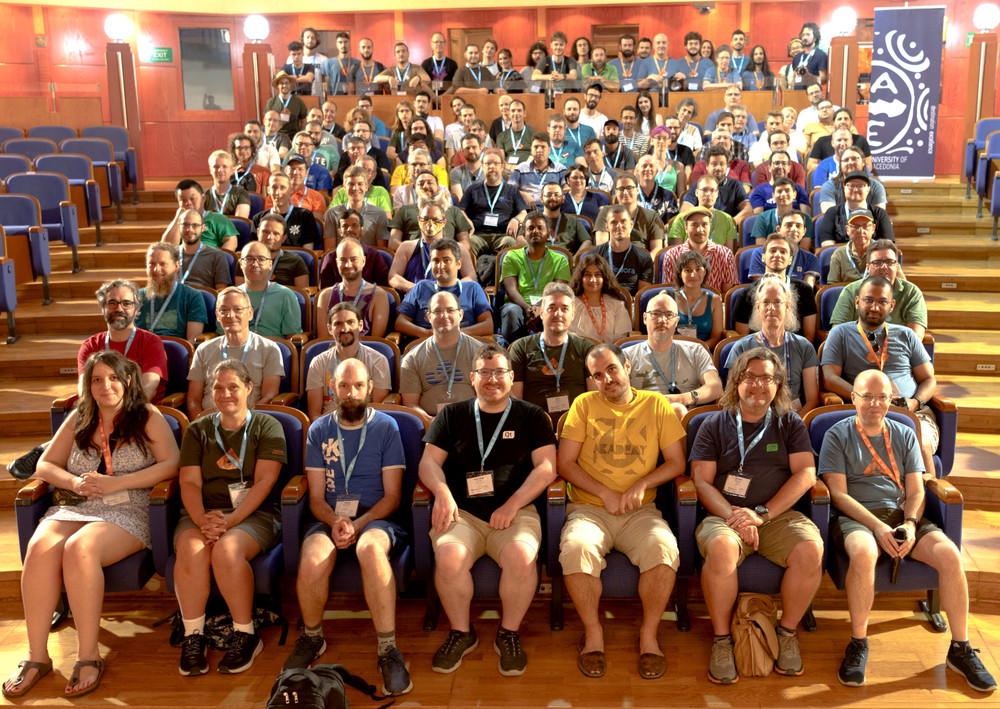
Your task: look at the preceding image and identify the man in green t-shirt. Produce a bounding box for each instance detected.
[162,179,238,251]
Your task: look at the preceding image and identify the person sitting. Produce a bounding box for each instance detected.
[458,148,526,262]
[748,223,820,287]
[817,147,887,213]
[236,214,309,289]
[826,207,886,283]
[388,204,477,294]
[510,132,567,209]
[726,275,819,414]
[749,188,816,249]
[561,164,610,224]
[319,209,391,289]
[568,254,632,344]
[539,182,592,256]
[593,174,666,253]
[584,205,654,297]
[659,207,738,296]
[316,238,390,338]
[635,155,680,224]
[172,360,287,677]
[749,153,811,215]
[138,242,208,341]
[253,173,323,251]
[809,127,858,189]
[735,235,818,342]
[816,174,894,248]
[670,250,724,350]
[324,166,390,248]
[667,175,737,251]
[807,108,871,174]
[682,145,752,227]
[626,291,723,418]
[2,352,179,700]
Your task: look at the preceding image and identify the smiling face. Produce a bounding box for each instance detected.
[684,213,712,246]
[90,361,126,411]
[471,353,513,405]
[336,240,364,282]
[581,264,604,296]
[146,247,178,289]
[763,240,792,273]
[257,218,286,253]
[418,204,446,241]
[212,368,252,417]
[737,358,778,412]
[102,285,137,331]
[644,294,679,342]
[216,290,252,338]
[540,292,573,336]
[428,291,462,336]
[853,372,892,429]
[779,213,806,243]
[209,154,233,184]
[329,307,362,347]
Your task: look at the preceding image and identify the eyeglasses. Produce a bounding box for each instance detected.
[855,393,890,404]
[846,223,874,231]
[869,259,897,268]
[646,310,679,320]
[741,374,776,386]
[429,307,460,316]
[218,307,249,317]
[760,299,785,309]
[860,296,891,307]
[410,162,429,168]
[474,368,511,379]
[240,256,273,265]
[615,185,637,193]
[181,222,204,230]
[104,299,135,310]
[418,217,447,225]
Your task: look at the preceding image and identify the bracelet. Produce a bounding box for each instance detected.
[905,517,919,525]
[913,396,924,408]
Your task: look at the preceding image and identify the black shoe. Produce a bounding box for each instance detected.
[179,633,209,676]
[432,627,478,674]
[947,642,997,692]
[218,631,262,674]
[8,446,43,481]
[282,633,327,671]
[378,648,413,695]
[838,638,868,687]
[494,628,527,676]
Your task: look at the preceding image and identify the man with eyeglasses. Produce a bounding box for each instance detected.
[396,238,492,340]
[421,33,458,94]
[698,120,751,168]
[388,179,471,251]
[809,127,856,186]
[138,242,208,341]
[667,175,737,251]
[162,179,238,251]
[808,108,870,173]
[445,104,480,167]
[751,130,807,189]
[335,118,391,178]
[510,133,566,209]
[737,233,819,341]
[316,237,390,338]
[818,148,887,213]
[626,291,723,418]
[237,213,309,289]
[803,98,837,155]
[286,132,333,198]
[172,209,232,291]
[255,172,323,252]
[225,241,302,339]
[400,290,480,418]
[389,205,476,294]
[586,204,654,297]
[540,182,591,255]
[682,145,752,226]
[186,285,283,418]
[750,152,811,214]
[660,206,738,295]
[390,150,451,207]
[817,173,894,247]
[326,166,390,247]
[818,369,996,692]
[691,346,824,684]
[593,173,665,252]
[265,153,328,221]
[558,343,686,680]
[244,118,284,171]
[458,148,527,261]
[419,342,557,676]
[748,112,785,166]
[823,273,937,474]
[578,86,608,136]
[229,132,270,197]
[748,184,815,252]
[450,134,484,203]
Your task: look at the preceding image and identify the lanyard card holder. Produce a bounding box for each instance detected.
[466,469,495,498]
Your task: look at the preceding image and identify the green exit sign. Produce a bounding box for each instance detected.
[967,31,974,48]
[148,47,173,63]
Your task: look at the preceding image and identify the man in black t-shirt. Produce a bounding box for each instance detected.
[419,342,558,677]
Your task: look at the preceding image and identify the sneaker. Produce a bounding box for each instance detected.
[774,628,803,676]
[838,638,868,687]
[7,446,43,481]
[283,632,327,671]
[708,636,738,685]
[178,633,208,676]
[947,642,997,692]
[432,627,479,674]
[494,629,527,677]
[218,631,262,674]
[378,648,413,696]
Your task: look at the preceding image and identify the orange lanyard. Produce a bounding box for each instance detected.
[621,59,635,78]
[98,414,114,476]
[582,296,607,341]
[854,416,902,488]
[754,72,764,90]
[360,62,375,83]
[857,321,889,371]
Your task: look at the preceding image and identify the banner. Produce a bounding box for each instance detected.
[869,6,945,180]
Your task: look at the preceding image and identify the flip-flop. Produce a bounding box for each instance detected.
[64,659,105,699]
[3,659,52,699]
[638,652,667,679]
[576,633,606,678]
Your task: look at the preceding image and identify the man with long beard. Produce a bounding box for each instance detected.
[137,242,207,341]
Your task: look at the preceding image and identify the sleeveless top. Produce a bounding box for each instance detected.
[678,289,715,341]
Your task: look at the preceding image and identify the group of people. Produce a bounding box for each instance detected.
[3,24,996,704]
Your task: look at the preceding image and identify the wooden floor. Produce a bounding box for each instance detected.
[0,593,997,708]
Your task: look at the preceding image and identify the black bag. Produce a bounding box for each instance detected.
[266,664,393,709]
[476,252,497,289]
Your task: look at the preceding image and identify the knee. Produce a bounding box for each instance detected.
[210,538,245,570]
[934,540,964,573]
[355,533,389,566]
[789,541,824,572]
[435,543,472,577]
[299,543,334,582]
[500,542,536,576]
[703,536,740,572]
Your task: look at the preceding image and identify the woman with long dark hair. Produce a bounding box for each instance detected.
[569,253,632,343]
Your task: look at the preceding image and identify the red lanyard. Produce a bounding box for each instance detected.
[857,321,889,371]
[854,416,902,488]
[582,295,607,341]
[98,414,114,476]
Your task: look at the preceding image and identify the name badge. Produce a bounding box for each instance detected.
[280,112,291,123]
[228,481,251,509]
[794,75,802,85]
[546,394,570,413]
[507,154,520,165]
[484,212,500,227]
[102,489,129,506]
[688,81,699,91]
[432,80,443,91]
[396,90,408,96]
[723,471,751,498]
[677,324,698,338]
[467,470,494,497]
[530,85,542,93]
[335,495,361,518]
[553,89,564,97]
[622,81,634,92]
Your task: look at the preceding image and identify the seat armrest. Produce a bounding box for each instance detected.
[547,478,566,505]
[15,479,50,505]
[385,332,401,346]
[161,393,186,409]
[271,393,300,407]
[929,395,957,412]
[676,475,697,506]
[926,476,963,504]
[288,333,309,346]
[810,478,831,505]
[281,474,309,504]
[194,333,218,345]
[413,481,432,505]
[821,392,844,406]
[383,393,401,404]
[149,479,178,505]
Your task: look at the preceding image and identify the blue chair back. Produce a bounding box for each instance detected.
[818,285,844,332]
[264,336,297,394]
[814,214,825,238]
[737,246,755,284]
[247,192,264,218]
[716,338,739,388]
[377,406,427,528]
[741,214,757,247]
[973,118,1000,151]
[2,138,57,161]
[376,247,393,274]
[29,125,76,143]
[81,126,129,161]
[0,127,23,144]
[5,173,76,245]
[230,217,253,250]
[818,245,837,284]
[806,406,916,457]
[0,193,41,232]
[634,285,673,334]
[59,138,113,166]
[726,284,748,331]
[285,247,317,287]
[257,405,308,484]
[0,154,30,181]
[35,154,93,184]
[219,249,237,285]
[195,287,218,332]
[159,336,194,400]
[811,188,823,215]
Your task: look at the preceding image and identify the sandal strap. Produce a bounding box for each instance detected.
[69,659,103,684]
[17,660,51,672]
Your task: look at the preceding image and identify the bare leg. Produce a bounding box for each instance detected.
[911,531,968,641]
[357,529,396,634]
[173,529,213,622]
[296,534,337,628]
[211,530,262,626]
[564,573,604,653]
[843,531,878,638]
[435,542,475,632]
[638,565,675,655]
[778,541,823,630]
[701,535,740,635]
[497,540,537,632]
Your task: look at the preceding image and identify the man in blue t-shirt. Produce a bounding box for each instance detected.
[791,23,828,90]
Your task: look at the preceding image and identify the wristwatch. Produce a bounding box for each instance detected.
[754,505,770,525]
[690,389,700,405]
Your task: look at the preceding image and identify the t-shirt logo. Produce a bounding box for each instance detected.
[426,363,466,387]
[592,417,648,467]
[766,443,778,452]
[502,430,515,439]
[322,437,341,464]
[217,448,239,471]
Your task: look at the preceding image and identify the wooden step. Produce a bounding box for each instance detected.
[50,242,152,273]
[937,375,1000,433]
[895,235,1000,263]
[884,181,967,199]
[949,433,1000,511]
[905,262,1000,293]
[0,378,74,436]
[892,217,998,238]
[0,336,83,377]
[931,330,1000,375]
[17,269,146,301]
[5,297,107,336]
[925,291,1000,330]
[78,221,177,245]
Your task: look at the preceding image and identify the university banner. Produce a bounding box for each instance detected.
[869,6,945,180]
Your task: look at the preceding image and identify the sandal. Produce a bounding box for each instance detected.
[64,658,105,698]
[3,659,52,699]
[576,633,606,679]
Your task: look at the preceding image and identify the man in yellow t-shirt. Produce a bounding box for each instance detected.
[557,343,686,681]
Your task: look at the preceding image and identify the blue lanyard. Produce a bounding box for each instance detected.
[244,283,270,330]
[735,407,772,473]
[222,332,254,363]
[297,187,309,208]
[290,64,303,77]
[569,193,584,215]
[474,399,513,472]
[732,55,749,74]
[469,65,482,85]
[645,342,676,391]
[638,187,653,209]
[679,288,706,325]
[486,182,504,212]
[105,328,136,357]
[523,248,549,292]
[607,242,632,277]
[334,411,368,494]
[339,278,367,308]
[625,132,641,152]
[759,330,791,376]
[395,63,411,83]
[211,184,233,213]
[279,95,291,111]
[609,144,622,169]
[509,127,527,151]
[431,56,446,78]
[419,241,433,277]
[499,70,516,86]
[589,169,607,189]
[539,334,569,391]
[567,127,582,146]
[179,243,203,285]
[431,333,463,397]
[214,410,252,481]
[550,213,563,243]
[148,281,178,332]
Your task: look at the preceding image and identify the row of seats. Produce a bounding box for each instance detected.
[964,117,1000,238]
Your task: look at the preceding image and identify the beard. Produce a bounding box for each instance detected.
[338,398,367,422]
[105,311,133,331]
[147,276,174,298]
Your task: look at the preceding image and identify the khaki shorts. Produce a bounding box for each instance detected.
[559,502,680,577]
[915,405,940,454]
[832,508,941,552]
[696,510,822,568]
[430,505,541,563]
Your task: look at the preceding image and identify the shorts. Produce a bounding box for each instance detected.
[430,505,541,563]
[559,502,680,577]
[832,507,940,551]
[304,518,408,556]
[915,405,940,454]
[174,507,280,552]
[696,510,822,568]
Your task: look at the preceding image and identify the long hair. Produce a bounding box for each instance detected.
[749,45,773,75]
[571,37,592,63]
[391,100,415,133]
[747,273,800,331]
[570,253,627,302]
[719,347,793,415]
[525,41,547,68]
[75,351,152,456]
[635,90,657,124]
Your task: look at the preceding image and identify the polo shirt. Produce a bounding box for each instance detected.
[459,181,529,234]
[682,177,749,218]
[509,160,567,205]
[396,280,492,330]
[830,278,928,329]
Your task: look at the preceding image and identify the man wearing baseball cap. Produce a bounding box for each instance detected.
[816,171,894,248]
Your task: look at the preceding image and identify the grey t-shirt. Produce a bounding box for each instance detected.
[818,416,923,510]
[726,333,818,402]
[179,245,232,290]
[305,343,392,415]
[187,332,285,410]
[400,334,479,414]
[820,322,929,398]
[626,340,716,395]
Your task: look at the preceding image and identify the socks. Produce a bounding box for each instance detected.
[777,625,796,637]
[304,622,324,639]
[951,640,971,652]
[714,634,732,643]
[497,626,519,638]
[233,621,255,635]
[182,615,205,636]
[852,636,868,646]
[377,630,397,657]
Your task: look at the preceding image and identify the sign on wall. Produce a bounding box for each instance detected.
[869,6,945,180]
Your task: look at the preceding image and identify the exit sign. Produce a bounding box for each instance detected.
[967,31,974,48]
[148,47,173,63]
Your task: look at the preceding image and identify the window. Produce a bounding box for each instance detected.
[179,28,235,111]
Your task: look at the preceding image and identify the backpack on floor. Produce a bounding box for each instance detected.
[266,664,393,709]
[731,592,779,677]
